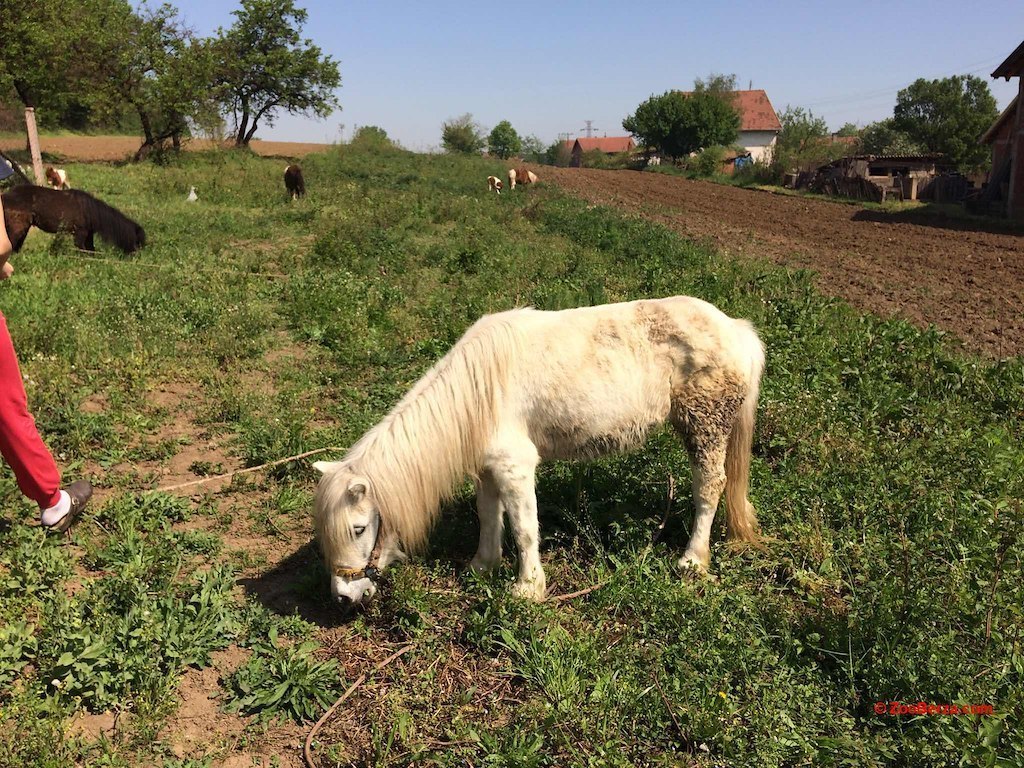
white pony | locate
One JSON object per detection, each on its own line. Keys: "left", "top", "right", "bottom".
{"left": 313, "top": 296, "right": 765, "bottom": 608}
{"left": 508, "top": 167, "right": 538, "bottom": 190}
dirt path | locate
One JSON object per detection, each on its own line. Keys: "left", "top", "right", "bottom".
{"left": 540, "top": 166, "right": 1024, "bottom": 358}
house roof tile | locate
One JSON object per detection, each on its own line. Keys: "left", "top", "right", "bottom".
{"left": 676, "top": 89, "right": 782, "bottom": 132}
{"left": 573, "top": 137, "right": 636, "bottom": 153}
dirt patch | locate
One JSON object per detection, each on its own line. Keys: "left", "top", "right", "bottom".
{"left": 0, "top": 135, "right": 329, "bottom": 163}
{"left": 540, "top": 166, "right": 1024, "bottom": 358}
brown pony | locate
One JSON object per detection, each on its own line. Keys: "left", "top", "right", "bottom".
{"left": 1, "top": 184, "right": 145, "bottom": 254}
{"left": 45, "top": 167, "right": 70, "bottom": 190}
{"left": 284, "top": 164, "right": 306, "bottom": 200}
{"left": 508, "top": 167, "right": 538, "bottom": 190}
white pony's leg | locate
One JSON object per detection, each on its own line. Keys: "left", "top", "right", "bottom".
{"left": 470, "top": 471, "right": 504, "bottom": 572}
{"left": 679, "top": 454, "right": 727, "bottom": 571}
{"left": 487, "top": 436, "right": 545, "bottom": 600}
{"left": 671, "top": 396, "right": 738, "bottom": 573}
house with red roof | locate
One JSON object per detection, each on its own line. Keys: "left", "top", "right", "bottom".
{"left": 721, "top": 90, "right": 781, "bottom": 162}
{"left": 569, "top": 136, "right": 636, "bottom": 167}
{"left": 673, "top": 89, "right": 782, "bottom": 162}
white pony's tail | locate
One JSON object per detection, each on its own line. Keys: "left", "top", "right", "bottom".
{"left": 724, "top": 319, "right": 765, "bottom": 542}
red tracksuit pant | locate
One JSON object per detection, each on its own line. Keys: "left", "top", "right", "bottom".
{"left": 0, "top": 310, "right": 61, "bottom": 509}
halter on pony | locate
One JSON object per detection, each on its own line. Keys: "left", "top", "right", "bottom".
{"left": 332, "top": 528, "right": 385, "bottom": 583}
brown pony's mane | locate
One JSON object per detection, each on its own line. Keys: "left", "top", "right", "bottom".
{"left": 1, "top": 184, "right": 145, "bottom": 254}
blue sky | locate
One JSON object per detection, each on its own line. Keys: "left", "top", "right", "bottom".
{"left": 168, "top": 1, "right": 1023, "bottom": 150}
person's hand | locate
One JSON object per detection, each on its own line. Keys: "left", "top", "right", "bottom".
{"left": 0, "top": 261, "right": 13, "bottom": 280}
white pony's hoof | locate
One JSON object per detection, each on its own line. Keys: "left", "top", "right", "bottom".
{"left": 469, "top": 556, "right": 499, "bottom": 574}
{"left": 511, "top": 578, "right": 547, "bottom": 602}
{"left": 677, "top": 553, "right": 710, "bottom": 574}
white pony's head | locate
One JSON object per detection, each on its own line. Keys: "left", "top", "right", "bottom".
{"left": 313, "top": 461, "right": 405, "bottom": 612}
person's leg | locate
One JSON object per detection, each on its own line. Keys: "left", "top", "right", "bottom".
{"left": 0, "top": 311, "right": 62, "bottom": 510}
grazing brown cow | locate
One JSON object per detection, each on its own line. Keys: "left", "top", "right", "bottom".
{"left": 487, "top": 175, "right": 503, "bottom": 194}
{"left": 284, "top": 164, "right": 306, "bottom": 200}
{"left": 508, "top": 167, "right": 538, "bottom": 190}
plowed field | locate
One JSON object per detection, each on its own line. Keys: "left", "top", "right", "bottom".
{"left": 0, "top": 134, "right": 328, "bottom": 161}
{"left": 542, "top": 166, "right": 1024, "bottom": 358}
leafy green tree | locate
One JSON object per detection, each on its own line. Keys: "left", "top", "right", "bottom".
{"left": 520, "top": 134, "right": 547, "bottom": 163}
{"left": 546, "top": 139, "right": 572, "bottom": 167}
{"left": 487, "top": 120, "right": 522, "bottom": 159}
{"left": 350, "top": 125, "right": 395, "bottom": 150}
{"left": 892, "top": 75, "right": 998, "bottom": 171}
{"left": 623, "top": 90, "right": 739, "bottom": 161}
{"left": 834, "top": 122, "right": 860, "bottom": 138}
{"left": 859, "top": 118, "right": 923, "bottom": 155}
{"left": 441, "top": 113, "right": 485, "bottom": 154}
{"left": 776, "top": 106, "right": 829, "bottom": 155}
{"left": 693, "top": 72, "right": 738, "bottom": 97}
{"left": 213, "top": 0, "right": 341, "bottom": 147}
{"left": 0, "top": 0, "right": 120, "bottom": 126}
{"left": 87, "top": 3, "right": 217, "bottom": 159}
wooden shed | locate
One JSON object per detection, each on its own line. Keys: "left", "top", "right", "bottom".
{"left": 989, "top": 40, "right": 1024, "bottom": 219}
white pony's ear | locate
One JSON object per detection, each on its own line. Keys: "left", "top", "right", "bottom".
{"left": 312, "top": 460, "right": 343, "bottom": 475}
{"left": 346, "top": 477, "right": 368, "bottom": 500}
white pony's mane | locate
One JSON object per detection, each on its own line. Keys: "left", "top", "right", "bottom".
{"left": 317, "top": 311, "right": 529, "bottom": 557}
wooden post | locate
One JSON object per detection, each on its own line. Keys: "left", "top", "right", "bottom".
{"left": 24, "top": 107, "right": 44, "bottom": 185}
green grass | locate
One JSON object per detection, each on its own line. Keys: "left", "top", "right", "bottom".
{"left": 0, "top": 143, "right": 1021, "bottom": 766}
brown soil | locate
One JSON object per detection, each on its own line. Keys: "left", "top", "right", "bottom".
{"left": 0, "top": 135, "right": 329, "bottom": 162}
{"left": 539, "top": 166, "right": 1024, "bottom": 358}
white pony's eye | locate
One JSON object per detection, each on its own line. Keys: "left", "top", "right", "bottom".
{"left": 353, "top": 525, "right": 366, "bottom": 537}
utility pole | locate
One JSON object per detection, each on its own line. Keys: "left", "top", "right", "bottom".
{"left": 580, "top": 120, "right": 598, "bottom": 138}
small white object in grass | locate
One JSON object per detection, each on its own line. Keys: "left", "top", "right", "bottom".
{"left": 186, "top": 186, "right": 198, "bottom": 202}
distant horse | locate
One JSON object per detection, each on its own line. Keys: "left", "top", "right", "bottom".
{"left": 284, "top": 164, "right": 306, "bottom": 200}
{"left": 45, "top": 167, "right": 70, "bottom": 190}
{"left": 487, "top": 175, "right": 503, "bottom": 194}
{"left": 508, "top": 167, "right": 538, "bottom": 190}
{"left": 313, "top": 296, "right": 765, "bottom": 609}
{"left": 1, "top": 184, "right": 145, "bottom": 254}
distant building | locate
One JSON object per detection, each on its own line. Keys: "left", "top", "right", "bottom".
{"left": 986, "top": 40, "right": 1024, "bottom": 219}
{"left": 675, "top": 89, "right": 782, "bottom": 162}
{"left": 570, "top": 136, "right": 636, "bottom": 167}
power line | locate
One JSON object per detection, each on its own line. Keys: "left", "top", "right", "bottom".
{"left": 799, "top": 56, "right": 1006, "bottom": 110}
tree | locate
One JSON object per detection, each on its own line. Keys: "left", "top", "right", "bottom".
{"left": 834, "top": 122, "right": 860, "bottom": 137}
{"left": 350, "top": 125, "right": 394, "bottom": 150}
{"left": 623, "top": 90, "right": 739, "bottom": 161}
{"left": 546, "top": 139, "right": 572, "bottom": 167}
{"left": 441, "top": 113, "right": 485, "bottom": 154}
{"left": 859, "top": 119, "right": 923, "bottom": 156}
{"left": 488, "top": 120, "right": 522, "bottom": 159}
{"left": 520, "top": 134, "right": 546, "bottom": 163}
{"left": 693, "top": 72, "right": 738, "bottom": 97}
{"left": 0, "top": 0, "right": 123, "bottom": 126}
{"left": 86, "top": 3, "right": 217, "bottom": 159}
{"left": 892, "top": 75, "right": 998, "bottom": 171}
{"left": 213, "top": 0, "right": 341, "bottom": 147}
{"left": 768, "top": 106, "right": 848, "bottom": 175}
{"left": 776, "top": 106, "right": 829, "bottom": 155}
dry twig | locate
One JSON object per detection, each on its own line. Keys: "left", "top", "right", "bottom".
{"left": 155, "top": 446, "right": 345, "bottom": 493}
{"left": 303, "top": 644, "right": 415, "bottom": 768}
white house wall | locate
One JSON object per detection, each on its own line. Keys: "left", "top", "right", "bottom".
{"left": 740, "top": 131, "right": 778, "bottom": 162}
